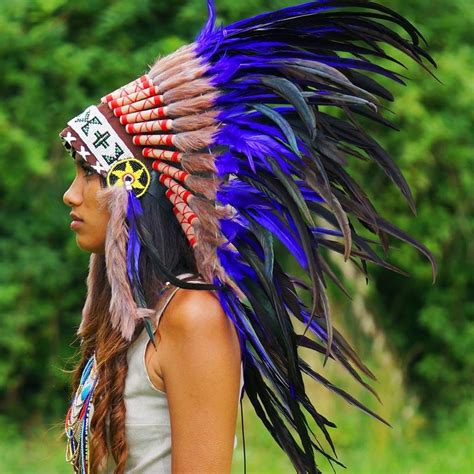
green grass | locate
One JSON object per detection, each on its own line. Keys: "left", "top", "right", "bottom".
{"left": 0, "top": 418, "right": 67, "bottom": 474}
{"left": 0, "top": 399, "right": 472, "bottom": 474}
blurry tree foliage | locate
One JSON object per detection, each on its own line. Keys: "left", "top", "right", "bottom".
{"left": 0, "top": 0, "right": 471, "bottom": 424}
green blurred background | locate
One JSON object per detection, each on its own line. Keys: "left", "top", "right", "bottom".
{"left": 0, "top": 0, "right": 472, "bottom": 472}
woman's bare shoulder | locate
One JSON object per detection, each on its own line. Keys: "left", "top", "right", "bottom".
{"left": 146, "top": 287, "right": 240, "bottom": 394}
{"left": 156, "top": 287, "right": 241, "bottom": 390}
{"left": 160, "top": 288, "right": 230, "bottom": 336}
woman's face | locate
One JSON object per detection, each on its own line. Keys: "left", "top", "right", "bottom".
{"left": 63, "top": 157, "right": 110, "bottom": 253}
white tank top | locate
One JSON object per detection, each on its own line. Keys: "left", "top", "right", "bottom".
{"left": 105, "top": 274, "right": 244, "bottom": 473}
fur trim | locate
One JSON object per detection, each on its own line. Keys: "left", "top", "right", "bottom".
{"left": 100, "top": 186, "right": 140, "bottom": 340}
{"left": 164, "top": 79, "right": 216, "bottom": 104}
{"left": 173, "top": 111, "right": 219, "bottom": 132}
{"left": 77, "top": 253, "right": 101, "bottom": 337}
{"left": 181, "top": 153, "right": 218, "bottom": 174}
{"left": 174, "top": 126, "right": 219, "bottom": 152}
{"left": 167, "top": 92, "right": 219, "bottom": 117}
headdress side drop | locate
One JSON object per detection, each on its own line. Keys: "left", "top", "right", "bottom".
{"left": 61, "top": 1, "right": 437, "bottom": 472}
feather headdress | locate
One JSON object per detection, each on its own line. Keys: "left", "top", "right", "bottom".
{"left": 60, "top": 1, "right": 436, "bottom": 472}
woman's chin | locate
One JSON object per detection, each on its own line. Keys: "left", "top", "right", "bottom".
{"left": 76, "top": 236, "right": 105, "bottom": 254}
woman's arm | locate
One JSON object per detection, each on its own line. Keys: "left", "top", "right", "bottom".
{"left": 157, "top": 289, "right": 242, "bottom": 473}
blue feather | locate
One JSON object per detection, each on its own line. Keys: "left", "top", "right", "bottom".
{"left": 126, "top": 190, "right": 144, "bottom": 300}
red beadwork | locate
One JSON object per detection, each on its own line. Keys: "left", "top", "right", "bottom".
{"left": 125, "top": 120, "right": 173, "bottom": 134}
{"left": 119, "top": 107, "right": 167, "bottom": 125}
{"left": 160, "top": 175, "right": 193, "bottom": 203}
{"left": 142, "top": 149, "right": 182, "bottom": 161}
{"left": 108, "top": 86, "right": 162, "bottom": 109}
{"left": 173, "top": 209, "right": 197, "bottom": 247}
{"left": 152, "top": 161, "right": 188, "bottom": 182}
{"left": 171, "top": 198, "right": 198, "bottom": 225}
{"left": 102, "top": 75, "right": 152, "bottom": 103}
{"left": 133, "top": 134, "right": 175, "bottom": 146}
{"left": 113, "top": 95, "right": 165, "bottom": 117}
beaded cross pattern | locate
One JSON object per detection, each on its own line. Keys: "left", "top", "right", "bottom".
{"left": 65, "top": 354, "right": 99, "bottom": 474}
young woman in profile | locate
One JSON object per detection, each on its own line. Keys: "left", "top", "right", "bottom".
{"left": 60, "top": 1, "right": 436, "bottom": 473}
{"left": 63, "top": 153, "right": 243, "bottom": 473}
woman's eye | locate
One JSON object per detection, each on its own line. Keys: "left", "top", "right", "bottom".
{"left": 82, "top": 166, "right": 95, "bottom": 177}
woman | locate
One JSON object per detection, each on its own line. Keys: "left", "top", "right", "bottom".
{"left": 61, "top": 1, "right": 436, "bottom": 473}
{"left": 63, "top": 154, "right": 243, "bottom": 473}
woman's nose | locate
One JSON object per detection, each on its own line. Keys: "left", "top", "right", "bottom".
{"left": 63, "top": 178, "right": 82, "bottom": 208}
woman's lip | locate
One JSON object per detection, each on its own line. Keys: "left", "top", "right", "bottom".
{"left": 70, "top": 220, "right": 84, "bottom": 230}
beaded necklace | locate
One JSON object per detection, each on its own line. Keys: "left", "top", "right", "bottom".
{"left": 65, "top": 353, "right": 99, "bottom": 473}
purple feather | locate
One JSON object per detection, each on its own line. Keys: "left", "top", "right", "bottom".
{"left": 217, "top": 181, "right": 273, "bottom": 210}
{"left": 126, "top": 190, "right": 144, "bottom": 290}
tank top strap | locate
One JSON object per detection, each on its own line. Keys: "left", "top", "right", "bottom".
{"left": 152, "top": 273, "right": 205, "bottom": 335}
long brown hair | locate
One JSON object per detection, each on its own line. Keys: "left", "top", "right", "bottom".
{"left": 69, "top": 183, "right": 198, "bottom": 473}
